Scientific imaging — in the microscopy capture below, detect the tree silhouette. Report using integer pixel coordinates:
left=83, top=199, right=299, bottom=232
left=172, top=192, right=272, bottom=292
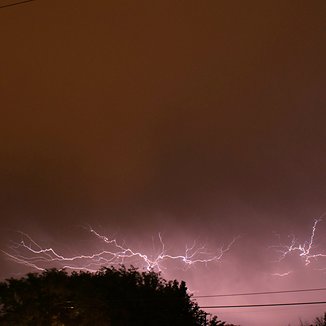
left=311, top=313, right=326, bottom=326
left=0, top=266, right=233, bottom=326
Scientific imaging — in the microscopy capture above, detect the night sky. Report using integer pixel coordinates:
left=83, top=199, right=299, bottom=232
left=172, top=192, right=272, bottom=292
left=1, top=1, right=326, bottom=325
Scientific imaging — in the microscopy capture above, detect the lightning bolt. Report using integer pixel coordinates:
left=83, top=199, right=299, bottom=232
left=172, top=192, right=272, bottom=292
left=271, top=271, right=292, bottom=277
left=273, top=219, right=326, bottom=266
left=2, top=227, right=238, bottom=273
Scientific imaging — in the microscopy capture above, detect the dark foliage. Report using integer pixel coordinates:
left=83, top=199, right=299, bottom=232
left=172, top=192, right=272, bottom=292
left=0, top=266, right=231, bottom=326
left=308, top=312, right=326, bottom=326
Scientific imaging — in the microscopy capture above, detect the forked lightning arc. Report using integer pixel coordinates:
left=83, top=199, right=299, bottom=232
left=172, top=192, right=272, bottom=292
left=273, top=218, right=326, bottom=267
left=3, top=217, right=326, bottom=275
left=2, top=227, right=238, bottom=272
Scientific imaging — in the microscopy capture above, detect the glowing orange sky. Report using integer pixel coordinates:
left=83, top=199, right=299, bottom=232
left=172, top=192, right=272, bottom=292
left=1, top=1, right=326, bottom=325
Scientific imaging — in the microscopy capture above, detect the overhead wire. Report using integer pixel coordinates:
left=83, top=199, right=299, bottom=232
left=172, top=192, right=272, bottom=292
left=194, top=287, right=326, bottom=298
left=197, top=287, right=326, bottom=310
left=202, top=301, right=326, bottom=309
left=0, top=0, right=35, bottom=9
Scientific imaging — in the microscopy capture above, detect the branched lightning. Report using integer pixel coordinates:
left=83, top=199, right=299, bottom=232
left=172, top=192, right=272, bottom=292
left=2, top=227, right=237, bottom=273
left=273, top=219, right=326, bottom=266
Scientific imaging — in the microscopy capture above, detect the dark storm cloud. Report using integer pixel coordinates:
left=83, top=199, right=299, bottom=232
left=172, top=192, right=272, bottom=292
left=1, top=1, right=325, bottom=224
left=1, top=2, right=326, bottom=324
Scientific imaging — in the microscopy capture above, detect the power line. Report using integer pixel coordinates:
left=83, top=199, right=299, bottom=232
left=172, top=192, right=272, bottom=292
left=0, top=0, right=35, bottom=9
left=194, top=287, right=326, bottom=298
left=202, top=301, right=326, bottom=309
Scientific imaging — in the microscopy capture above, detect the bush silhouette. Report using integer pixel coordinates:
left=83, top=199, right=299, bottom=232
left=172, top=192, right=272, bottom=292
left=0, top=266, right=231, bottom=325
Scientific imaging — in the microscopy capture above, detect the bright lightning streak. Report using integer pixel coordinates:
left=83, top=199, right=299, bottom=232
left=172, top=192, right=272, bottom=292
left=273, top=219, right=326, bottom=266
left=2, top=227, right=238, bottom=273
left=272, top=271, right=292, bottom=277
